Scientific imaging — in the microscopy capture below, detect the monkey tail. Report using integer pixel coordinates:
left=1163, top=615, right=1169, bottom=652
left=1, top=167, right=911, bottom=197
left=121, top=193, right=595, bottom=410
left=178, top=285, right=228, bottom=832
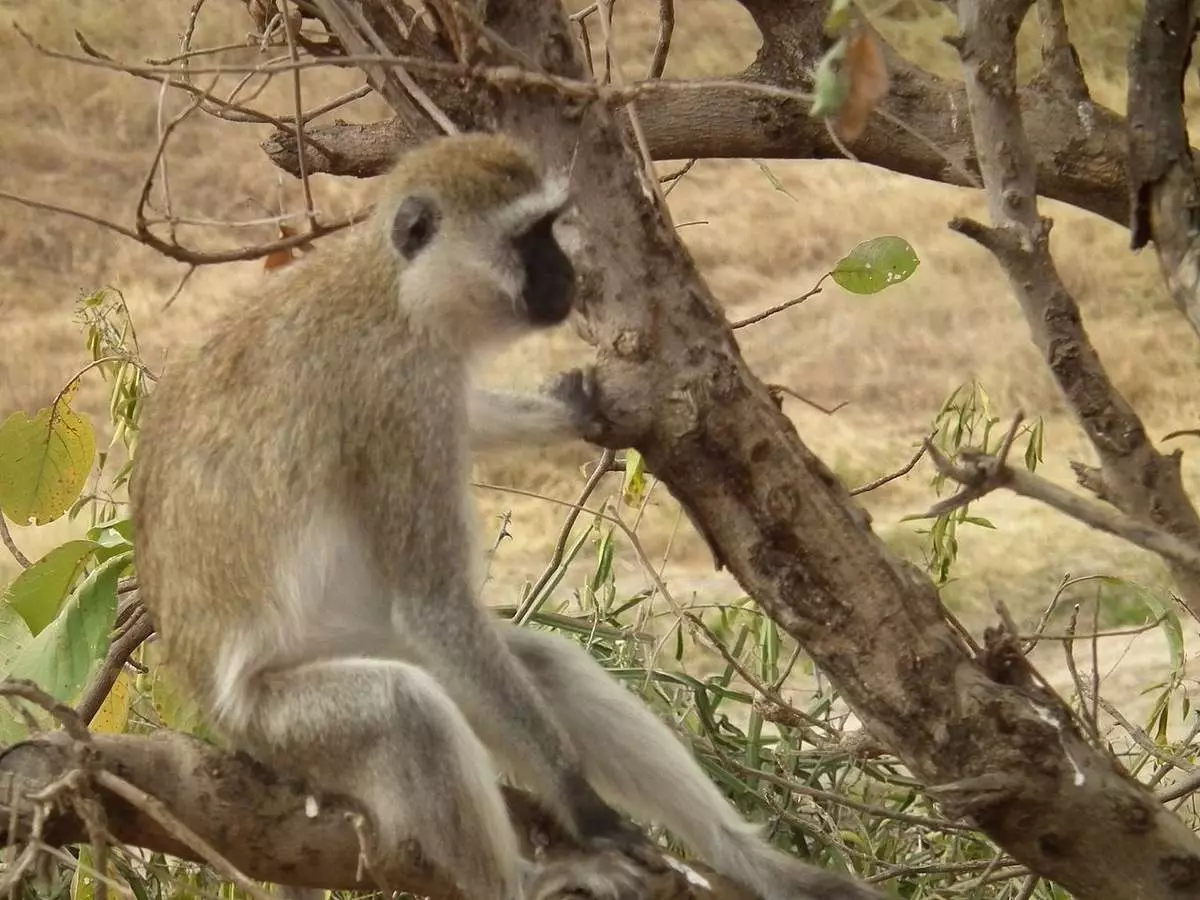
left=504, top=627, right=887, bottom=900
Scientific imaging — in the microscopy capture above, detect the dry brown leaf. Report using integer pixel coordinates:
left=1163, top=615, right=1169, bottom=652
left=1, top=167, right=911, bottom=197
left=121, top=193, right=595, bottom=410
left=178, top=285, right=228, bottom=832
left=834, top=24, right=889, bottom=142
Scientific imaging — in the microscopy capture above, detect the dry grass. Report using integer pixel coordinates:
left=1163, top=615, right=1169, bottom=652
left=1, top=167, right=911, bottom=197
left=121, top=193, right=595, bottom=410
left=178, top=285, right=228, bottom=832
left=3, top=0, right=1200, bottom=717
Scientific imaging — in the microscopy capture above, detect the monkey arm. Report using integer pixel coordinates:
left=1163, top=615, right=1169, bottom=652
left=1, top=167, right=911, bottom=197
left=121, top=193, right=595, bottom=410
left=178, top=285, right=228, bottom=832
left=467, top=387, right=586, bottom=450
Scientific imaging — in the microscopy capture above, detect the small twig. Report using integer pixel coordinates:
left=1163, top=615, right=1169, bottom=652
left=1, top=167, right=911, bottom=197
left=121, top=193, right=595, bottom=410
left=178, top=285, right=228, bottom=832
left=721, top=757, right=965, bottom=832
left=279, top=0, right=317, bottom=230
left=1158, top=767, right=1200, bottom=803
left=850, top=433, right=933, bottom=495
left=1016, top=613, right=1167, bottom=642
left=161, top=264, right=197, bottom=310
left=684, top=612, right=834, bottom=741
left=647, top=0, right=674, bottom=79
left=0, top=187, right=363, bottom=267
left=1022, top=574, right=1070, bottom=654
left=768, top=384, right=848, bottom=417
left=514, top=450, right=617, bottom=624
left=1060, top=606, right=1099, bottom=741
left=0, top=517, right=31, bottom=569
left=76, top=607, right=155, bottom=725
left=1085, top=685, right=1196, bottom=772
left=0, top=680, right=91, bottom=743
left=313, top=0, right=458, bottom=134
left=93, top=770, right=275, bottom=900
left=1147, top=714, right=1200, bottom=789
left=731, top=273, right=831, bottom=329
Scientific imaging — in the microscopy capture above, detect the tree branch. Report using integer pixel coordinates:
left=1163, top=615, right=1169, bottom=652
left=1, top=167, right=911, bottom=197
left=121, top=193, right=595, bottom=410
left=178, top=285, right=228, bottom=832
left=950, top=0, right=1200, bottom=623
left=1127, top=0, right=1200, bottom=339
left=261, top=1, right=1134, bottom=226
left=0, top=730, right=727, bottom=900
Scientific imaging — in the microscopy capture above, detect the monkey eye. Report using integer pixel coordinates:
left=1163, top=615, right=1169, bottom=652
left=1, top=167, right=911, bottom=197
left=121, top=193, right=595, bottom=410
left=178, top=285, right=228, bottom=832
left=392, top=196, right=440, bottom=260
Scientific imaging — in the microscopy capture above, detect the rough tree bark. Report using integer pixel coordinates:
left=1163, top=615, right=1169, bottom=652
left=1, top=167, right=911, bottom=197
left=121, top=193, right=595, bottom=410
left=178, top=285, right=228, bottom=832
left=1127, top=0, right=1200, bottom=340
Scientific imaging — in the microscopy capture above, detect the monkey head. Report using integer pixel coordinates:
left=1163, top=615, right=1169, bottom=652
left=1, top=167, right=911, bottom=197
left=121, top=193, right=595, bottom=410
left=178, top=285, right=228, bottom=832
left=373, top=132, right=576, bottom=348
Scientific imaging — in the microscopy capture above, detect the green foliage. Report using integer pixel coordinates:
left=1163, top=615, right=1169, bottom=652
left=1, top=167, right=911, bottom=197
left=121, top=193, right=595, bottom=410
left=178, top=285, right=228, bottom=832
left=3, top=539, right=99, bottom=634
left=907, top=379, right=1045, bottom=586
left=0, top=288, right=144, bottom=735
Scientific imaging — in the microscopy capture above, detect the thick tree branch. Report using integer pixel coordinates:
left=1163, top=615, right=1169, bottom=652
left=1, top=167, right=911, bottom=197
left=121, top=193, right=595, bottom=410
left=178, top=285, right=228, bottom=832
left=0, top=730, right=732, bottom=900
left=951, top=0, right=1200, bottom=624
left=261, top=1, right=1133, bottom=226
left=1127, top=0, right=1200, bottom=339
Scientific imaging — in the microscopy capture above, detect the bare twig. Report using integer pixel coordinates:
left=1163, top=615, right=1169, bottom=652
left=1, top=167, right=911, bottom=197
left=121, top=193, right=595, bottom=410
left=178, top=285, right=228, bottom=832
left=647, top=0, right=674, bottom=79
left=93, top=770, right=276, bottom=900
left=767, top=384, right=848, bottom=417
left=731, top=274, right=830, bottom=329
left=0, top=680, right=91, bottom=743
left=0, top=517, right=31, bottom=569
left=515, top=449, right=617, bottom=623
left=279, top=0, right=318, bottom=229
left=850, top=433, right=933, bottom=496
left=76, top=607, right=155, bottom=726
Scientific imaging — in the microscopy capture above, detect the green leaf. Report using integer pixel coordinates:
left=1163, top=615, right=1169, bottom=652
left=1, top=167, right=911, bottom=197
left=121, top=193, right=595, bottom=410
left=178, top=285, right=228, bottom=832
left=1104, top=577, right=1185, bottom=672
left=751, top=160, right=797, bottom=203
left=0, top=595, right=33, bottom=675
left=3, top=539, right=99, bottom=635
left=831, top=235, right=921, bottom=294
left=961, top=515, right=997, bottom=529
left=810, top=36, right=850, bottom=119
left=0, top=381, right=96, bottom=525
left=6, top=550, right=128, bottom=701
left=88, top=519, right=134, bottom=563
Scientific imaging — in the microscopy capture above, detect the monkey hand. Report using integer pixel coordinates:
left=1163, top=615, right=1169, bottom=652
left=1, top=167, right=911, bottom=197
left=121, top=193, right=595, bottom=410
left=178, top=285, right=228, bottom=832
left=543, top=366, right=621, bottom=448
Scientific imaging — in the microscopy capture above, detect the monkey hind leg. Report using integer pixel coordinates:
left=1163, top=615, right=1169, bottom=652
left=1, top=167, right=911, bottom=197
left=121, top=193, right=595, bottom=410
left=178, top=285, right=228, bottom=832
left=503, top=627, right=887, bottom=900
left=244, top=657, right=525, bottom=900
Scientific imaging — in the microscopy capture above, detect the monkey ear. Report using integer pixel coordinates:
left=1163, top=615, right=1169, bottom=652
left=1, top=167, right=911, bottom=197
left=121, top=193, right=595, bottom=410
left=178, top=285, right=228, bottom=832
left=391, top=196, right=440, bottom=260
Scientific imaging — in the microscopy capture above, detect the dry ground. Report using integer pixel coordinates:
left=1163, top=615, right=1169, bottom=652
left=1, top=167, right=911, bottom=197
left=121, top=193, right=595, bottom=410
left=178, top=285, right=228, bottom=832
left=2, top=0, right=1199, bottom=731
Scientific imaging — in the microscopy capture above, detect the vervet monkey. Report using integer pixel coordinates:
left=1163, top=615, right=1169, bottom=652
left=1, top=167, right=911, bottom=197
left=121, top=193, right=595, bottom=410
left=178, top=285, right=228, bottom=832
left=130, top=133, right=885, bottom=900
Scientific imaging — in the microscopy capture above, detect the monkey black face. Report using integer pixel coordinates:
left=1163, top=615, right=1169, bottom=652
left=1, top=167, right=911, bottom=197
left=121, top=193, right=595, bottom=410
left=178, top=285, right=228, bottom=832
left=514, top=213, right=575, bottom=327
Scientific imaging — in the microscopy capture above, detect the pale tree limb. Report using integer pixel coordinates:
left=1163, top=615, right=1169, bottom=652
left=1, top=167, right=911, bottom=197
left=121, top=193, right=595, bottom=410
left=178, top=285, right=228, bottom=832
left=950, top=0, right=1200, bottom=623
left=1127, top=0, right=1200, bottom=341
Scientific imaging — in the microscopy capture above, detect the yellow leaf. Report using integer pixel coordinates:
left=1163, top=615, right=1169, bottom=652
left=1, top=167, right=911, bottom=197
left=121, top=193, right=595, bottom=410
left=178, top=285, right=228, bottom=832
left=89, top=668, right=132, bottom=734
